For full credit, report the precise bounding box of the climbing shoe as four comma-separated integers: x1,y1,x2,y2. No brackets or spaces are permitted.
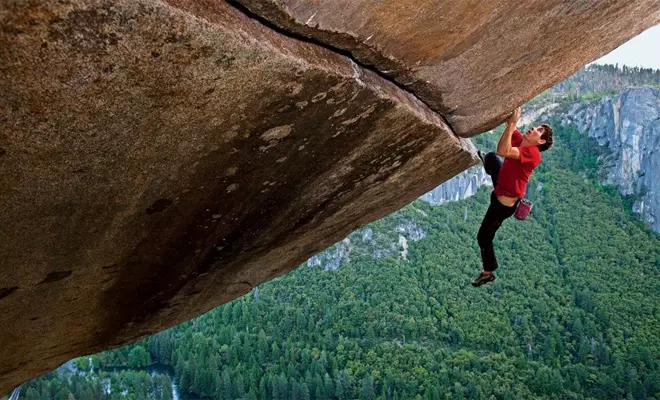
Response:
471,271,496,287
477,150,486,165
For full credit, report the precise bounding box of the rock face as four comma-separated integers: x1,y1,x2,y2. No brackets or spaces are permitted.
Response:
0,0,474,392
306,238,351,271
305,220,427,270
237,0,660,136
0,0,658,393
420,166,491,206
565,87,660,232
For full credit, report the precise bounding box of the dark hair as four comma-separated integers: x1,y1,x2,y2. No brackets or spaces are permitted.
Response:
538,124,554,152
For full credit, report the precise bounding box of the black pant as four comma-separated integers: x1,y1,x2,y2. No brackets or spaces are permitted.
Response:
477,152,517,272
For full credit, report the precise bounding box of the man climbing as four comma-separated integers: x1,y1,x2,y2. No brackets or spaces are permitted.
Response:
471,106,554,287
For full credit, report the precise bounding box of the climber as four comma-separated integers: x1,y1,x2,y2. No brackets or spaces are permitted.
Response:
471,106,554,287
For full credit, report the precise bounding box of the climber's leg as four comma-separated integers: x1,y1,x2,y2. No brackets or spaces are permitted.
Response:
483,152,502,186
472,192,516,286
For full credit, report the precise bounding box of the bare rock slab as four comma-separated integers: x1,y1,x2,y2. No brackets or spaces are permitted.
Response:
0,0,475,391
237,0,660,136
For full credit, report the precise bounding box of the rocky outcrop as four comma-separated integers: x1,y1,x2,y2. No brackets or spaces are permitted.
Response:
237,0,660,136
420,166,491,206
305,220,427,270
306,238,351,271
0,0,474,392
564,87,660,232
1,0,659,392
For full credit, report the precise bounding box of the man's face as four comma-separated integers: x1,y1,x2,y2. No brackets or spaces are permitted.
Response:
523,126,546,146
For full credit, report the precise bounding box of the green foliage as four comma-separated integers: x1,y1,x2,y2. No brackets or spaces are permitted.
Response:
74,357,92,371
472,126,503,151
534,119,605,180
127,346,151,369
525,64,660,121
22,369,173,400
550,64,660,98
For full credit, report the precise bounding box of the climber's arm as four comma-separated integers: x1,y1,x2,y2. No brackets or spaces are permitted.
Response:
496,107,521,160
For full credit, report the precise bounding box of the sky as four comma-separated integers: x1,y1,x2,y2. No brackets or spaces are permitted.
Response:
591,24,660,69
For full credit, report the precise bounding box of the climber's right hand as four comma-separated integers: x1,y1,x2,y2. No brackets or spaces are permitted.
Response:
507,107,521,125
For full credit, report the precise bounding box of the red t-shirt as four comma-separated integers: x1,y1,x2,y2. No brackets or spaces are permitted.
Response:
494,130,541,199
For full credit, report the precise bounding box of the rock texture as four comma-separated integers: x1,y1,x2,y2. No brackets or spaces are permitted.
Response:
1,0,659,393
420,166,491,206
306,238,351,271
305,220,427,270
0,0,475,392
237,0,660,136
564,87,660,232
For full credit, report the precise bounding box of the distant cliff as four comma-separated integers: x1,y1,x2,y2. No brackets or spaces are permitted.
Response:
563,87,660,232
419,166,491,206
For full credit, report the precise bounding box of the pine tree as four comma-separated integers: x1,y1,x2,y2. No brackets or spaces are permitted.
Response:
334,373,346,400
301,383,310,400
361,376,375,400
222,369,234,400
259,377,268,399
